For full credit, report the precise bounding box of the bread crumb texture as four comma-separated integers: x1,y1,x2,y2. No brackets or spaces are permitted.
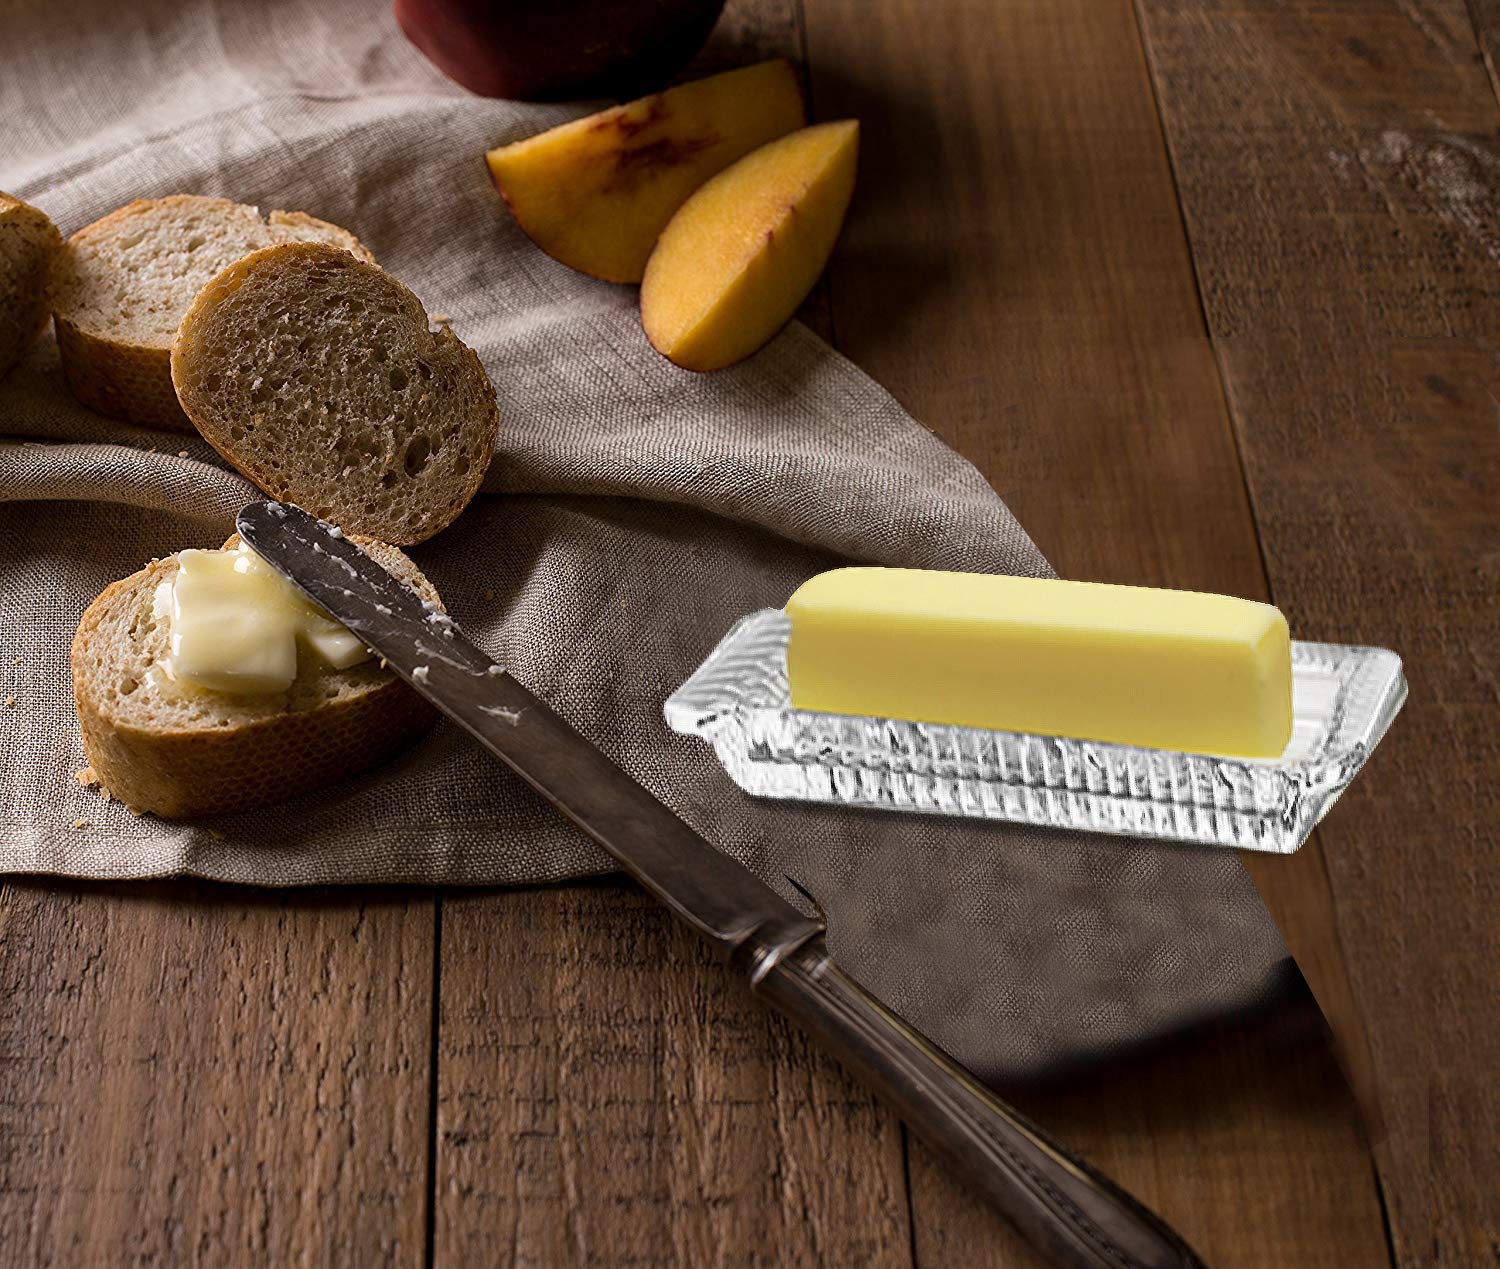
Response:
50,196,371,428
172,242,498,544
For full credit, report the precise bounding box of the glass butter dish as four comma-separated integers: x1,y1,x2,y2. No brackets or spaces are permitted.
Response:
664,610,1406,854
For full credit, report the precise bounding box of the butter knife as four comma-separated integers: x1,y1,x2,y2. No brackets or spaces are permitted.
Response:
237,501,1205,1269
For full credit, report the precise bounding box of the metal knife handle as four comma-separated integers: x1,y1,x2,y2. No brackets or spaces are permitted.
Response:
755,938,1205,1269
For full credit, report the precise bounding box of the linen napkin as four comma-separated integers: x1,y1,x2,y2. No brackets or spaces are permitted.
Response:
0,0,1291,1081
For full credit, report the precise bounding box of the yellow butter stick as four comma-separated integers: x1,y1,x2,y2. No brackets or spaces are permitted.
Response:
785,568,1292,758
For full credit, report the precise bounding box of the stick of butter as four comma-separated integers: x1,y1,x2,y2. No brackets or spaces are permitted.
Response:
785,568,1292,758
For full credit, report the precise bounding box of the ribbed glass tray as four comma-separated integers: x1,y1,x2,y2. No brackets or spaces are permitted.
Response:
665,610,1406,854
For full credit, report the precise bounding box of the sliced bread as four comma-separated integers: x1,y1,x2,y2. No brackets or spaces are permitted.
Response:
73,534,439,819
172,242,498,545
50,195,373,430
0,192,63,380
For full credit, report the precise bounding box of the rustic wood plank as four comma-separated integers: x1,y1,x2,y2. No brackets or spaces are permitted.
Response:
798,0,1393,1263
0,879,432,1265
1133,1,1500,1263
1135,1,1497,340
909,997,1378,1269
433,880,911,1267
1204,333,1500,1269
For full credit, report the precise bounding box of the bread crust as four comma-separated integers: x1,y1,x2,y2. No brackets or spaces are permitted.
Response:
54,314,189,428
0,192,63,381
72,536,439,819
51,196,372,431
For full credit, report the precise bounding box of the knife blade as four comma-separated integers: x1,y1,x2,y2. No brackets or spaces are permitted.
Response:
236,500,820,965
236,500,1205,1269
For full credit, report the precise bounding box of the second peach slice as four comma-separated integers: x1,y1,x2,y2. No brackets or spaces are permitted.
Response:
640,120,859,372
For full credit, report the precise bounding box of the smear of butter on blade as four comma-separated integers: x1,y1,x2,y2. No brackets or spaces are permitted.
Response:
479,704,525,725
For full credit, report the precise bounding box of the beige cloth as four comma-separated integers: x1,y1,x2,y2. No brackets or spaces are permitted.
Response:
0,0,1291,1080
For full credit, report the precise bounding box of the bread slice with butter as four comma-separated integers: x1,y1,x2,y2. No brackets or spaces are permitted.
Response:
172,241,498,545
72,534,440,819
50,195,373,430
0,192,63,380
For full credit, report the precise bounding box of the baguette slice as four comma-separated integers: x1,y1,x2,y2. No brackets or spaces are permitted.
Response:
173,242,498,545
51,196,373,430
0,192,63,380
73,535,439,819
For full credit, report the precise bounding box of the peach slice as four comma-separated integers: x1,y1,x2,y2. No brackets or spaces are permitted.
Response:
485,60,805,283
640,120,859,372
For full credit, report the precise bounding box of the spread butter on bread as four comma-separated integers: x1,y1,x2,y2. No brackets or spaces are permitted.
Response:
72,535,440,819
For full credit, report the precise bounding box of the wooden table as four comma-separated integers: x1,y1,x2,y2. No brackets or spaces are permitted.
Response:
3,1,1495,1264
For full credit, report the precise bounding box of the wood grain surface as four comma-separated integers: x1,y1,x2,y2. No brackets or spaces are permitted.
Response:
1135,4,1500,1261
2,0,1495,1265
433,882,910,1267
0,881,433,1264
